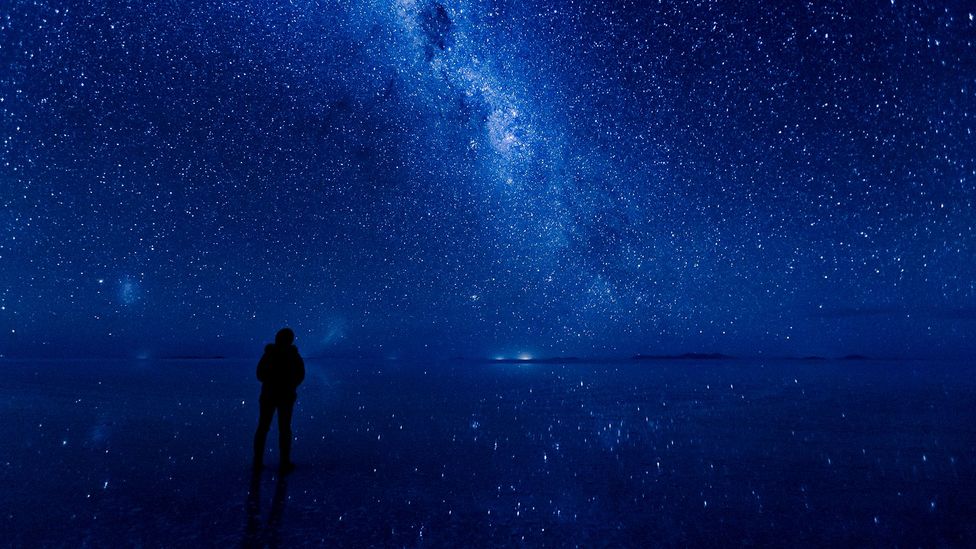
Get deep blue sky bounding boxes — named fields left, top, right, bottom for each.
left=1, top=0, right=974, bottom=359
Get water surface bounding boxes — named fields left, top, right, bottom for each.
left=2, top=358, right=974, bottom=546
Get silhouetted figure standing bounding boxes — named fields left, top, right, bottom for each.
left=253, top=328, right=305, bottom=474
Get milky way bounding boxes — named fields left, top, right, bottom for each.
left=1, top=0, right=974, bottom=358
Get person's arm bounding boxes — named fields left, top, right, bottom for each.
left=256, top=345, right=273, bottom=382
left=294, top=350, right=306, bottom=388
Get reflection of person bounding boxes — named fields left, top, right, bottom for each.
left=253, top=328, right=305, bottom=473
left=244, top=473, right=289, bottom=547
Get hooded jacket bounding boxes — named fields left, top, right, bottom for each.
left=256, top=343, right=305, bottom=402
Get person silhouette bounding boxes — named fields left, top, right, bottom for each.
left=253, top=327, right=305, bottom=474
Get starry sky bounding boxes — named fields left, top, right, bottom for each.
left=1, top=0, right=974, bottom=359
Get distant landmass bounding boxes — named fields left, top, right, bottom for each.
left=788, top=354, right=875, bottom=361
left=490, top=357, right=581, bottom=364
left=157, top=352, right=874, bottom=363
left=632, top=353, right=735, bottom=361
left=484, top=352, right=877, bottom=363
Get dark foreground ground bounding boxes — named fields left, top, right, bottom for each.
left=1, top=357, right=974, bottom=546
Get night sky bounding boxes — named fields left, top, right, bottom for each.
left=1, top=0, right=974, bottom=359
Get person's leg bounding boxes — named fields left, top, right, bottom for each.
left=253, top=398, right=275, bottom=468
left=277, top=399, right=295, bottom=468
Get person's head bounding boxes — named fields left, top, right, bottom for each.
left=275, top=327, right=295, bottom=346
